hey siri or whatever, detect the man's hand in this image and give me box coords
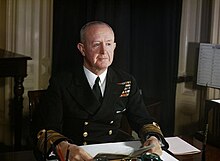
[143,136,162,156]
[58,141,93,161]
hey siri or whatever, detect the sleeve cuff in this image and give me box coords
[139,122,169,150]
[36,129,71,153]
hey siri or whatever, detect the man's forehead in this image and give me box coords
[87,31,114,41]
[86,24,113,34]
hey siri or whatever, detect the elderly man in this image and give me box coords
[33,21,168,161]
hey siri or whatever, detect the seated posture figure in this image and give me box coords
[32,21,169,161]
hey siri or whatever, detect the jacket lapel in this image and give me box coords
[93,68,125,121]
[67,68,101,115]
[66,67,125,118]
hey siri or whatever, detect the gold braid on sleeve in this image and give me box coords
[139,122,164,141]
[37,129,69,153]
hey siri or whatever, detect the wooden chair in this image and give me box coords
[28,90,46,123]
[27,89,46,148]
[204,100,220,147]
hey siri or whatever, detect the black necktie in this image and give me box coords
[93,77,102,102]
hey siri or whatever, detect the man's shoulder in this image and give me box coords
[109,66,134,80]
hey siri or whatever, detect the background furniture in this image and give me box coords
[0,49,31,150]
[28,90,46,125]
[204,99,220,148]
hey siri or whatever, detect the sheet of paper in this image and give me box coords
[80,140,179,161]
[80,141,141,157]
[197,43,220,88]
[161,150,179,161]
[211,99,220,103]
[165,137,201,155]
[197,43,214,86]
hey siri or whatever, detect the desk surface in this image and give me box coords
[175,136,219,161]
[0,48,31,59]
[0,137,219,161]
[0,48,31,77]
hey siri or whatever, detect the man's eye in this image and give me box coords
[93,43,100,47]
[106,43,112,46]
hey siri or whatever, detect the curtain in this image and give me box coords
[52,0,182,136]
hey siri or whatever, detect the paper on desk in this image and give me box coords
[80,140,179,161]
[211,99,220,103]
[165,137,201,155]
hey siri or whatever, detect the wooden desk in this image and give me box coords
[176,136,220,161]
[0,49,31,150]
[0,137,219,161]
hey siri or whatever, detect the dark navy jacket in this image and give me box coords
[33,65,155,145]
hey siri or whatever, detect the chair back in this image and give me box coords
[28,90,46,123]
[205,100,220,148]
[27,90,46,148]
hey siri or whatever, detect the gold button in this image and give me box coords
[83,141,87,145]
[84,122,88,125]
[110,121,114,124]
[83,132,88,137]
[109,130,113,135]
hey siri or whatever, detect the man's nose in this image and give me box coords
[100,43,106,54]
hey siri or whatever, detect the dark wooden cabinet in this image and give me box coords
[0,49,31,150]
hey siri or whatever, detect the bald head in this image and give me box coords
[80,21,114,43]
[77,21,116,75]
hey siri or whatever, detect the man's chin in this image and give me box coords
[97,62,111,69]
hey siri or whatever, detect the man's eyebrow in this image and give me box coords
[107,39,113,41]
[92,41,101,43]
[92,39,113,43]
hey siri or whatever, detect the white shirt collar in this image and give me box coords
[83,66,107,89]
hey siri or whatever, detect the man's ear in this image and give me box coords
[77,43,85,56]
